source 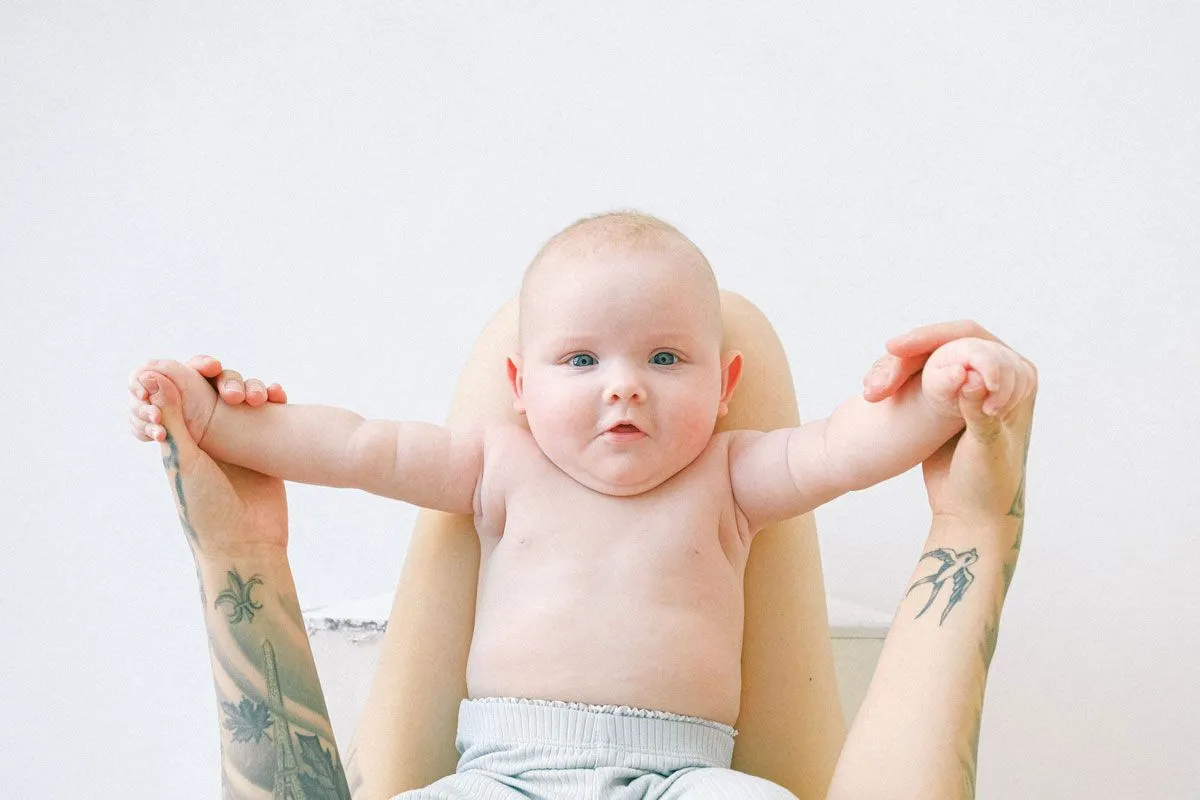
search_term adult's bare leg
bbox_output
[348,299,521,798]
[351,293,846,799]
[718,291,846,799]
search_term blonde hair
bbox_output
[518,210,719,344]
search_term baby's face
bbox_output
[510,242,737,496]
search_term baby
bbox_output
[131,212,1024,795]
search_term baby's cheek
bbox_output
[675,404,721,446]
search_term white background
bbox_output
[2,2,1198,798]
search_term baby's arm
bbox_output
[730,337,1030,532]
[208,402,482,514]
[133,360,482,515]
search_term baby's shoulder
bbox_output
[472,421,540,531]
[478,420,537,454]
[704,428,761,465]
[677,430,744,486]
[476,421,544,481]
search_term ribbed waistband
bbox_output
[457,697,737,770]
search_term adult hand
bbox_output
[141,370,289,556]
[864,320,1037,524]
[128,354,287,443]
[186,354,289,407]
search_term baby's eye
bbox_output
[569,354,597,367]
[650,352,678,366]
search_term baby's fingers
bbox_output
[128,394,160,441]
[994,358,1036,418]
[922,359,970,417]
[128,396,161,429]
[129,416,154,442]
[134,374,173,442]
[973,345,1031,416]
[979,354,1017,416]
[128,365,153,402]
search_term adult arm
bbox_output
[826,516,1020,800]
[139,372,354,799]
[826,320,1035,800]
[199,547,353,799]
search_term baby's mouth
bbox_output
[609,424,641,434]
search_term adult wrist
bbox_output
[930,510,1022,537]
[926,512,1023,567]
[191,540,290,570]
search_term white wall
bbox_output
[2,2,1197,797]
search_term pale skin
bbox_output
[132,311,1035,799]
[130,236,1032,737]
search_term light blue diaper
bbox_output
[392,697,797,799]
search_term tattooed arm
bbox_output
[200,554,354,800]
[825,516,1022,800]
[137,371,355,799]
[825,320,1035,800]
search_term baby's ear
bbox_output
[717,351,744,418]
[506,355,526,414]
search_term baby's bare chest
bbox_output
[477,437,750,580]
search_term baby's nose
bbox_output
[605,369,644,403]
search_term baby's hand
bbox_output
[919,337,1034,420]
[127,355,287,443]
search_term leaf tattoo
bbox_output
[221,638,353,799]
[214,569,264,624]
[221,698,273,743]
[296,733,353,800]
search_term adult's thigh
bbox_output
[349,299,524,798]
[718,291,846,800]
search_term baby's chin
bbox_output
[543,448,698,497]
[525,422,713,496]
[560,465,677,497]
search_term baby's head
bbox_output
[508,211,742,496]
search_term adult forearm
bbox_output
[825,515,1021,800]
[194,546,353,799]
[203,402,364,488]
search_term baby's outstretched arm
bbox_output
[130,359,483,515]
[730,336,1034,532]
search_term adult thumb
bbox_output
[959,370,1001,443]
[142,370,199,458]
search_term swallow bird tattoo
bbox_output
[907,548,979,624]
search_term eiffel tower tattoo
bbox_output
[263,640,308,800]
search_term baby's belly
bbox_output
[467,548,746,726]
